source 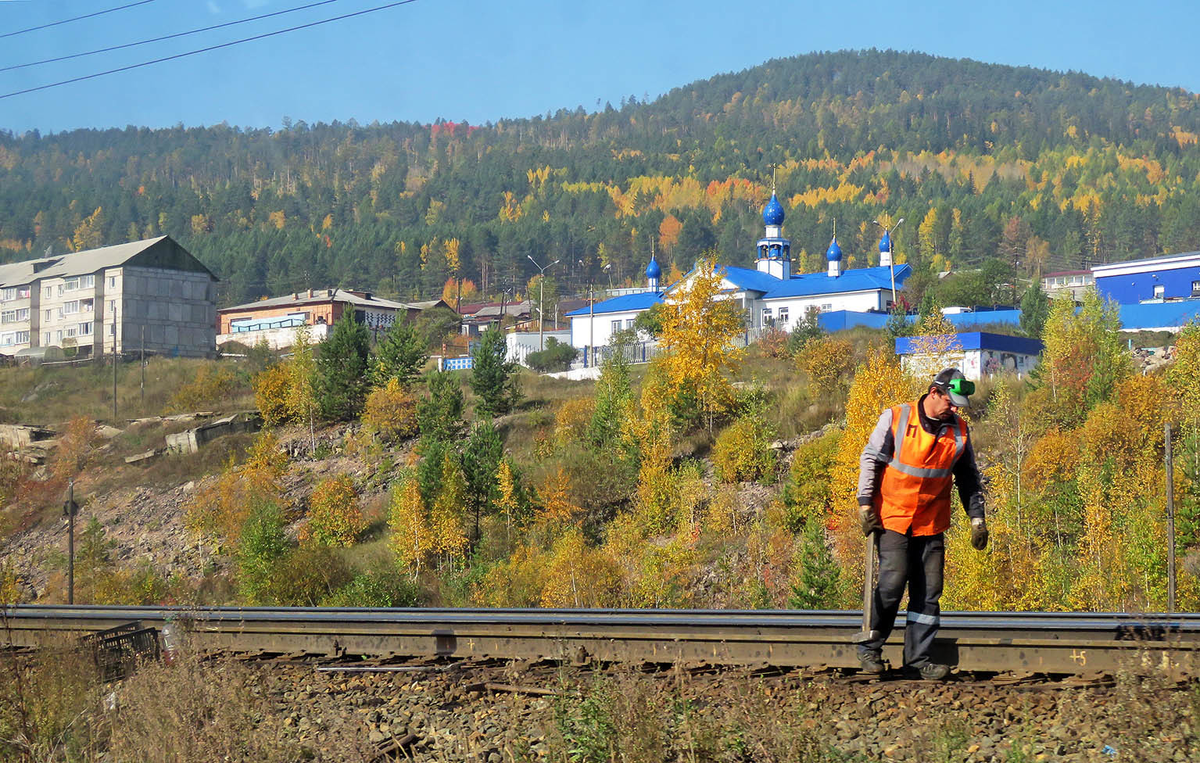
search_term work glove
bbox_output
[858,503,883,537]
[970,517,989,550]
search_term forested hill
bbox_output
[3,49,1200,307]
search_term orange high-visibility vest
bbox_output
[874,400,968,536]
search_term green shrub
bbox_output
[361,378,419,444]
[236,502,289,604]
[265,546,353,606]
[526,337,578,373]
[302,475,364,548]
[712,416,777,484]
[322,563,421,607]
[781,431,840,532]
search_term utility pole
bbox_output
[527,255,559,352]
[112,303,118,423]
[1167,422,1177,612]
[140,325,145,413]
[64,482,78,605]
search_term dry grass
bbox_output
[0,356,256,427]
[542,668,840,763]
[106,650,308,763]
[0,634,105,760]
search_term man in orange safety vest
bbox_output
[856,367,988,680]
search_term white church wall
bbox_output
[762,290,885,329]
[569,309,644,349]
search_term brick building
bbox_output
[217,290,448,349]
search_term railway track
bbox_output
[4,605,1199,676]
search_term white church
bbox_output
[567,191,911,349]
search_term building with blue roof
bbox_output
[895,331,1044,382]
[566,190,913,351]
[1092,251,1200,305]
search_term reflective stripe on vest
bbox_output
[875,401,969,536]
[887,404,964,479]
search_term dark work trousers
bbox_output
[856,529,945,668]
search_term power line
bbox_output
[1,0,157,39]
[0,0,419,100]
[1,0,344,73]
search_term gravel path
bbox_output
[230,660,1200,762]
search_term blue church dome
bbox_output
[762,193,785,226]
[825,237,843,262]
[879,231,891,254]
[645,257,661,280]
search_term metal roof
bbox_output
[565,291,663,316]
[762,264,912,300]
[711,265,783,294]
[0,236,215,286]
[221,290,444,313]
[895,331,1043,356]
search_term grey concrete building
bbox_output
[0,236,217,358]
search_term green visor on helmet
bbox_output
[948,377,975,399]
[932,369,975,407]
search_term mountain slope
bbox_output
[2,49,1199,306]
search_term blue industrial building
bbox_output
[1092,251,1200,305]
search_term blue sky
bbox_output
[1,0,1196,134]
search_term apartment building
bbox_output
[0,236,217,358]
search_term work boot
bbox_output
[907,662,951,681]
[858,652,886,674]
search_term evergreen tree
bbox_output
[416,371,465,442]
[369,319,427,388]
[462,420,504,544]
[470,326,520,418]
[788,522,842,610]
[1019,282,1051,339]
[588,329,634,448]
[316,311,371,421]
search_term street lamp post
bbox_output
[873,217,906,308]
[527,255,559,351]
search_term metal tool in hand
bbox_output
[853,533,882,644]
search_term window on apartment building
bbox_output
[44,286,52,298]
[0,288,14,302]
[108,324,115,336]
[62,277,79,292]
[778,307,789,324]
[81,299,94,312]
[79,322,92,336]
[109,276,116,288]
[81,275,94,288]
[0,333,13,346]
[43,332,50,345]
[62,300,80,315]
[66,327,77,338]
[15,331,28,344]
[1,308,28,324]
[43,309,52,322]
[109,302,116,314]
[55,330,62,343]
[1154,284,1165,299]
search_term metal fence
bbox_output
[581,341,660,368]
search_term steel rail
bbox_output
[4,606,1198,675]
